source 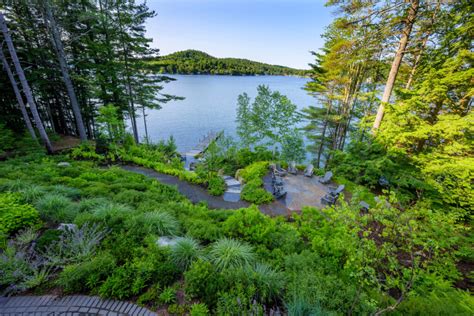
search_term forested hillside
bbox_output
[0,0,473,315]
[146,50,308,76]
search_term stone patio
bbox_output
[264,172,332,211]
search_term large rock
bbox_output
[57,162,71,167]
[156,236,178,247]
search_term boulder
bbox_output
[57,162,71,167]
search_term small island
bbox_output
[146,49,308,76]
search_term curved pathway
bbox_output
[122,165,290,216]
[0,295,155,315]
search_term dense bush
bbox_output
[170,237,203,271]
[207,175,226,196]
[241,179,273,204]
[0,193,41,237]
[56,252,116,293]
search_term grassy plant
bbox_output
[209,238,255,270]
[35,193,77,223]
[47,185,82,200]
[14,227,39,246]
[137,211,179,236]
[42,223,107,267]
[246,263,285,302]
[170,237,203,270]
[19,184,46,203]
[0,179,31,192]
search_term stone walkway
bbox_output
[0,295,155,315]
[222,175,242,202]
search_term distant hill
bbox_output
[146,50,308,76]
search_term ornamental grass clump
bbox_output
[209,238,255,271]
[138,211,179,236]
[170,237,203,270]
[35,193,77,224]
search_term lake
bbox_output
[136,74,315,152]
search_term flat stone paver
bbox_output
[0,295,156,316]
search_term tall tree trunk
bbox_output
[0,48,37,140]
[372,0,420,130]
[142,106,149,144]
[116,2,139,143]
[405,2,439,89]
[44,2,87,141]
[0,12,53,153]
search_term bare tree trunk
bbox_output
[0,12,53,153]
[372,0,419,131]
[116,2,140,143]
[142,106,149,144]
[405,2,439,89]
[0,48,37,140]
[44,2,87,141]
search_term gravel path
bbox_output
[0,295,155,315]
[122,165,290,216]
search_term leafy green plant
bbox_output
[0,193,41,237]
[170,237,203,270]
[207,175,226,196]
[159,286,176,304]
[241,179,273,204]
[56,252,116,293]
[209,238,255,271]
[35,229,63,252]
[190,303,209,316]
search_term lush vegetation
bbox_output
[146,50,308,76]
[0,0,472,314]
[0,153,471,314]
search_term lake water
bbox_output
[136,75,315,152]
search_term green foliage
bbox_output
[148,49,306,76]
[34,193,77,224]
[0,123,15,154]
[209,238,255,271]
[184,259,223,307]
[236,85,301,149]
[56,252,116,293]
[128,211,179,236]
[207,175,226,196]
[170,237,203,271]
[238,161,269,182]
[0,193,41,236]
[189,303,209,316]
[35,229,63,252]
[159,286,176,304]
[241,179,274,204]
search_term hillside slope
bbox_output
[146,50,307,76]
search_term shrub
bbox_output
[241,179,273,204]
[190,303,209,316]
[0,193,41,236]
[35,229,63,252]
[209,238,255,271]
[159,286,176,304]
[56,252,116,293]
[170,237,203,271]
[207,175,226,196]
[35,194,77,223]
[184,259,223,307]
[238,161,269,182]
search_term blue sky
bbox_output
[144,0,334,69]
